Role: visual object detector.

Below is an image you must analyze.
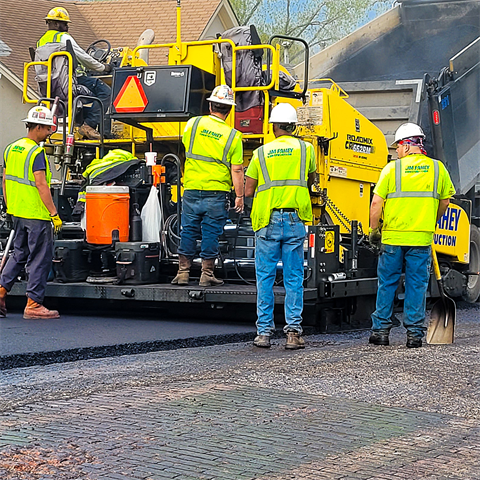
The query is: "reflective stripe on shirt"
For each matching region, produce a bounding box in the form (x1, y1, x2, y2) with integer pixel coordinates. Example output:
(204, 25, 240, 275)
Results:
(4, 145, 41, 187)
(256, 139, 308, 193)
(186, 116, 237, 169)
(386, 158, 440, 199)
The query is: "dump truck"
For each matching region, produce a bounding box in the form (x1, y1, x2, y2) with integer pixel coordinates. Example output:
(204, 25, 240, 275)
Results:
(300, 0, 480, 305)
(2, 0, 478, 332)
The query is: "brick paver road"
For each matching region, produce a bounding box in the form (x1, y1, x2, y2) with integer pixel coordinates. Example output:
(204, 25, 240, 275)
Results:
(1, 303, 479, 479)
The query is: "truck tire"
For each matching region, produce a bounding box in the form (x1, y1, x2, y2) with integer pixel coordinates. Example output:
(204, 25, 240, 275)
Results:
(462, 224, 480, 303)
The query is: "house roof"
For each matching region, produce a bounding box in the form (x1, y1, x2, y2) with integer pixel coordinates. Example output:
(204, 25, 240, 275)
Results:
(0, 0, 98, 88)
(1, 0, 233, 90)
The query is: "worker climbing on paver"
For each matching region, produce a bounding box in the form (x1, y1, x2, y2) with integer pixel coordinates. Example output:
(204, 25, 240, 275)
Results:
(172, 85, 245, 287)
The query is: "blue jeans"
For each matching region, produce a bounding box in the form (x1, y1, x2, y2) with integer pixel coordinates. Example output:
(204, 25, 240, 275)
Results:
(178, 190, 229, 259)
(371, 244, 431, 339)
(77, 76, 111, 134)
(255, 211, 306, 335)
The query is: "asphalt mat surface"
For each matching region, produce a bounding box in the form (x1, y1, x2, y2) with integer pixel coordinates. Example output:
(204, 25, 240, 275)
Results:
(0, 309, 256, 357)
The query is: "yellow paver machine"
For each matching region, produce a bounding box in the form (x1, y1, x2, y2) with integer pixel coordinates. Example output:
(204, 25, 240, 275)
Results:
(13, 0, 479, 331)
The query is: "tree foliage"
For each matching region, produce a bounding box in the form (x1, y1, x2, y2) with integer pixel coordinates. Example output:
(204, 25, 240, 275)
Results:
(230, 0, 394, 63)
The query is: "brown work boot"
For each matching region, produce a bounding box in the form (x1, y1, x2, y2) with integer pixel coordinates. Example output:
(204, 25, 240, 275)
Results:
(78, 123, 101, 140)
(285, 331, 305, 350)
(199, 258, 224, 287)
(0, 286, 7, 318)
(171, 255, 192, 286)
(253, 335, 271, 348)
(23, 298, 60, 320)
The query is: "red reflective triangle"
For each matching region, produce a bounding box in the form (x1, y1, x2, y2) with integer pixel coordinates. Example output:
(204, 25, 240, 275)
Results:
(113, 75, 148, 113)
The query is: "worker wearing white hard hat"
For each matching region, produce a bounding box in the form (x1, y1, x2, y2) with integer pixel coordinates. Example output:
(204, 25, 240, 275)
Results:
(245, 102, 316, 350)
(172, 85, 244, 287)
(368, 122, 455, 348)
(0, 106, 63, 320)
(37, 6, 113, 140)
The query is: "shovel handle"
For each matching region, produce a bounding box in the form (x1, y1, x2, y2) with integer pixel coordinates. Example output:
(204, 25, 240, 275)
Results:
(431, 247, 442, 282)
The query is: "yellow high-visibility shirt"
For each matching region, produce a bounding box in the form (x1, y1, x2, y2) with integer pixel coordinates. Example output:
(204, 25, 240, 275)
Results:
(374, 154, 455, 246)
(246, 135, 316, 231)
(182, 115, 243, 191)
(3, 138, 52, 221)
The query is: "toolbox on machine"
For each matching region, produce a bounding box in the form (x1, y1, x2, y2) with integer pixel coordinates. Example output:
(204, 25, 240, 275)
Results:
(53, 239, 90, 283)
(115, 242, 160, 285)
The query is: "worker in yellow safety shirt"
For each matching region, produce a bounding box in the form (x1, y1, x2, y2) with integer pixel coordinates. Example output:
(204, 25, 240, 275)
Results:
(171, 85, 244, 287)
(37, 6, 113, 140)
(0, 106, 63, 320)
(245, 103, 316, 350)
(369, 122, 455, 348)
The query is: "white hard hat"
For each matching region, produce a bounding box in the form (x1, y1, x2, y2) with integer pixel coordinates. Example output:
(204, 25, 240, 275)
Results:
(207, 85, 236, 106)
(391, 122, 425, 147)
(22, 106, 55, 126)
(269, 103, 298, 124)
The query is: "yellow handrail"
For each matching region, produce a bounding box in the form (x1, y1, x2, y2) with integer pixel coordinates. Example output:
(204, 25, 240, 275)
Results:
(23, 51, 74, 132)
(309, 78, 349, 98)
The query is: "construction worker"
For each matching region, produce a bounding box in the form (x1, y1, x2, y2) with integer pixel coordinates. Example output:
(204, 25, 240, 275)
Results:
(369, 122, 455, 348)
(0, 106, 63, 320)
(37, 6, 112, 140)
(245, 103, 316, 350)
(172, 85, 244, 287)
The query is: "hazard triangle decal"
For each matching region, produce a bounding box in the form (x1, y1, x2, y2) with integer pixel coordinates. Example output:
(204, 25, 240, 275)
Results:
(113, 76, 148, 113)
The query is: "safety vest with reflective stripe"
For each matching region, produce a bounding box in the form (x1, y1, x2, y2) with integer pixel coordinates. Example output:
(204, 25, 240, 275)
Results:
(375, 154, 454, 246)
(186, 116, 238, 169)
(182, 115, 243, 191)
(386, 157, 440, 200)
(37, 30, 67, 47)
(248, 136, 314, 231)
(3, 138, 52, 221)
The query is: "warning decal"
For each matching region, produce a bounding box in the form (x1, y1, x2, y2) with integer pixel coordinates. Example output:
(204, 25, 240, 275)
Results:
(325, 231, 335, 253)
(113, 75, 148, 113)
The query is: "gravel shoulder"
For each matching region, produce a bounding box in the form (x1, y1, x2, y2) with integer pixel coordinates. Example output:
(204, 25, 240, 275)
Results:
(1, 301, 479, 420)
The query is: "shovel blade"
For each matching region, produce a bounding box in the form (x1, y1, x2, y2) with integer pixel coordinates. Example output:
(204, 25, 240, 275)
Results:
(426, 296, 456, 344)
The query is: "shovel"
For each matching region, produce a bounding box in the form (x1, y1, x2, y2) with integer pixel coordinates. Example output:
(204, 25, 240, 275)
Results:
(426, 247, 456, 344)
(0, 228, 15, 274)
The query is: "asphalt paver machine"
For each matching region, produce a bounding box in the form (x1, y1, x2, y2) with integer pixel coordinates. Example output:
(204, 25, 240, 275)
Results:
(5, 0, 478, 331)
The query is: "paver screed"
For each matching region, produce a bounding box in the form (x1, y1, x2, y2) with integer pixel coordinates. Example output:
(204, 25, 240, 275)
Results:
(1, 380, 479, 480)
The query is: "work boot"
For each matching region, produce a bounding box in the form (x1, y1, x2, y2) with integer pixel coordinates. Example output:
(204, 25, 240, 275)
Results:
(78, 123, 101, 141)
(171, 255, 192, 286)
(23, 298, 60, 320)
(0, 286, 7, 318)
(253, 335, 271, 348)
(285, 331, 305, 350)
(369, 332, 390, 346)
(199, 258, 224, 287)
(406, 337, 422, 348)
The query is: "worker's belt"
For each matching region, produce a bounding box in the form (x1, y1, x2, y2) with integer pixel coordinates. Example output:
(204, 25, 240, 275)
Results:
(272, 208, 296, 212)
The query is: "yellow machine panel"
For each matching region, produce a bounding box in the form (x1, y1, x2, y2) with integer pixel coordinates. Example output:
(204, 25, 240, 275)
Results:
(434, 203, 470, 264)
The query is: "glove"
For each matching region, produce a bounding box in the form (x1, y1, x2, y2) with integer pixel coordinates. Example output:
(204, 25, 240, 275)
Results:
(50, 214, 63, 235)
(103, 63, 113, 74)
(369, 227, 382, 247)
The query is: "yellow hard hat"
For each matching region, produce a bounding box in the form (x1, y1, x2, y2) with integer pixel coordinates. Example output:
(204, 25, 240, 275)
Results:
(45, 7, 71, 23)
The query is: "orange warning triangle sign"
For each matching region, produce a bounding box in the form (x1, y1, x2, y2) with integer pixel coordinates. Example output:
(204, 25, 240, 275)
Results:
(113, 76, 148, 113)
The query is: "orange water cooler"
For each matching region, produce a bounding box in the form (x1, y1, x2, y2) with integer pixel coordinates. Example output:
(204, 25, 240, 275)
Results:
(85, 186, 130, 244)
